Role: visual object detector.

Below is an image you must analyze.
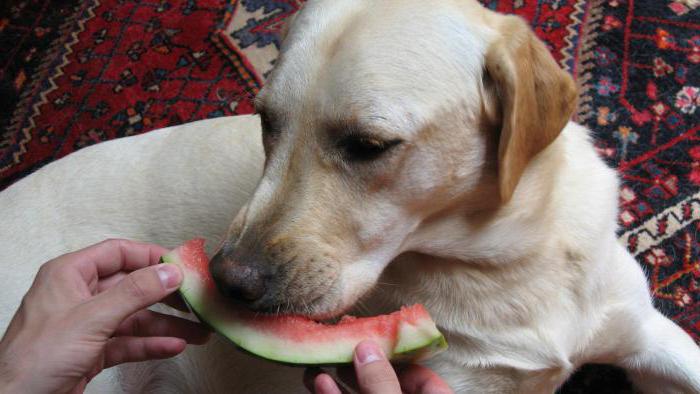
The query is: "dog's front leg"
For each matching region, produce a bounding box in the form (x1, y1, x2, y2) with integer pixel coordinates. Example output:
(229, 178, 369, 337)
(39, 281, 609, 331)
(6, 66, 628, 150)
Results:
(619, 310, 700, 393)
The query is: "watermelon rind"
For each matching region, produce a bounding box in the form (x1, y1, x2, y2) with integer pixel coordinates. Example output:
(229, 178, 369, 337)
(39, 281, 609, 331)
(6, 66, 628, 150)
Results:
(394, 335, 448, 362)
(161, 249, 447, 366)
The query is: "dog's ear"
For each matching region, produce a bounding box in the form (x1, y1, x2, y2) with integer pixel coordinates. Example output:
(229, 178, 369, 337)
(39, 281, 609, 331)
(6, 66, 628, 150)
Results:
(483, 16, 577, 203)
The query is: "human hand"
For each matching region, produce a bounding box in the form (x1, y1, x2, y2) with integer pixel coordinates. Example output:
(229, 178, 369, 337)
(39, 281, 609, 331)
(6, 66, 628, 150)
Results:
(0, 239, 210, 394)
(305, 340, 453, 394)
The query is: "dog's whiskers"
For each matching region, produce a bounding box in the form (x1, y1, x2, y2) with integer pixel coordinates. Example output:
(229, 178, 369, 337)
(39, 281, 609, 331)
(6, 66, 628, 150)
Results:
(354, 299, 372, 317)
(300, 297, 311, 316)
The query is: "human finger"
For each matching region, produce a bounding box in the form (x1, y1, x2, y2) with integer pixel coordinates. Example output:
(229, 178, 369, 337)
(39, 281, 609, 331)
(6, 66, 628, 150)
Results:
(98, 272, 190, 312)
(398, 364, 454, 394)
(303, 367, 321, 392)
(304, 368, 355, 394)
(314, 374, 342, 394)
(353, 340, 401, 393)
(81, 264, 182, 330)
(65, 239, 168, 281)
(114, 310, 210, 344)
(103, 336, 186, 368)
(97, 272, 128, 292)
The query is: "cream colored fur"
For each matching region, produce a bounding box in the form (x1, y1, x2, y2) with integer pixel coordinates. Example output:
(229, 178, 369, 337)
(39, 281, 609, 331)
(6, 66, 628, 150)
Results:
(2, 0, 700, 393)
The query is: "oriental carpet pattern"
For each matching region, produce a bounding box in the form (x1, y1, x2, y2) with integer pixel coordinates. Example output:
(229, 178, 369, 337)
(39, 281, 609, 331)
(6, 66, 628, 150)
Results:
(1, 0, 698, 391)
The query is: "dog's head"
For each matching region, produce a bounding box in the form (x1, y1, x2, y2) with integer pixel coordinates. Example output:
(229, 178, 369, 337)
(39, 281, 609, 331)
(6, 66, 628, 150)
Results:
(210, 0, 576, 318)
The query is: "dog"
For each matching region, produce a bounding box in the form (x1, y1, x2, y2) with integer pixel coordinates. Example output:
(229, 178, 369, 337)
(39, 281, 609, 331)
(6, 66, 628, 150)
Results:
(2, 0, 700, 392)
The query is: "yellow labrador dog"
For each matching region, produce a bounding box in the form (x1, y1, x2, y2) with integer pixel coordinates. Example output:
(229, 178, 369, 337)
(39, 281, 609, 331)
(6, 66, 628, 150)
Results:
(2, 0, 700, 392)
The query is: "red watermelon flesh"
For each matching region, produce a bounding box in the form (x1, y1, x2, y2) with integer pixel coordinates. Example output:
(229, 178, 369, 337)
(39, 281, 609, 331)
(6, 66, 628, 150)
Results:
(161, 239, 447, 365)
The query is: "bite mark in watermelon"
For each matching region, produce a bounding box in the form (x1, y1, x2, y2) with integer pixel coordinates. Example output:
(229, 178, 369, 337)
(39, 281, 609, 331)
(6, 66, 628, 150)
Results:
(160, 238, 448, 365)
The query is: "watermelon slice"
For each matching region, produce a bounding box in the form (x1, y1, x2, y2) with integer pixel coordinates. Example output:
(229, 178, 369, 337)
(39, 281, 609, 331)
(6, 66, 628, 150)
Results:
(160, 239, 447, 365)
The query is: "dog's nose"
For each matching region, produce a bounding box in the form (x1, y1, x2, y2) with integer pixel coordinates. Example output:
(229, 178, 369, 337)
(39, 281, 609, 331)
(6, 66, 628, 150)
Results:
(209, 250, 266, 304)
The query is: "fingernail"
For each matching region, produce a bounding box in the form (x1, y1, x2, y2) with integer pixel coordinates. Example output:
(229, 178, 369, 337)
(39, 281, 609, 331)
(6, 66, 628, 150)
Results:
(355, 340, 384, 365)
(315, 374, 341, 394)
(157, 265, 181, 289)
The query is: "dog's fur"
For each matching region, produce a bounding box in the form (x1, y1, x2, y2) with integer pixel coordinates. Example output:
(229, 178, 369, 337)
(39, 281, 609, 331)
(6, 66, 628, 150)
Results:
(2, 0, 700, 392)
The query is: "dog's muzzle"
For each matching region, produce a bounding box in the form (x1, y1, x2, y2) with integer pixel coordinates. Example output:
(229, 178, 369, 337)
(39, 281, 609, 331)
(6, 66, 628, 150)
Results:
(209, 249, 268, 306)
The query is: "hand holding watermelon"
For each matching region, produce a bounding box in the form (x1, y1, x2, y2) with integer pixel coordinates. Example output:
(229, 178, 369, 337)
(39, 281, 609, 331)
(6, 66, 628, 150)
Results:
(0, 239, 211, 393)
(0, 238, 453, 394)
(305, 340, 453, 394)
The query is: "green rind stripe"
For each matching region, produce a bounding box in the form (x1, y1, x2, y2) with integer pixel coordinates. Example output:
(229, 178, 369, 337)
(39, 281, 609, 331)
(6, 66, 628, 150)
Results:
(394, 335, 448, 362)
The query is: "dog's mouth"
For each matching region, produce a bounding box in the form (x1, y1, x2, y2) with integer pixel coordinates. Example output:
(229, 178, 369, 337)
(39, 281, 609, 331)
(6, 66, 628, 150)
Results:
(214, 288, 352, 323)
(246, 285, 376, 324)
(263, 266, 385, 323)
(236, 305, 350, 325)
(212, 237, 384, 323)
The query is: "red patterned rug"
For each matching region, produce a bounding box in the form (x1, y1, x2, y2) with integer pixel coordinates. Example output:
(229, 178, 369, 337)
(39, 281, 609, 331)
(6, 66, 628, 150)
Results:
(1, 0, 698, 391)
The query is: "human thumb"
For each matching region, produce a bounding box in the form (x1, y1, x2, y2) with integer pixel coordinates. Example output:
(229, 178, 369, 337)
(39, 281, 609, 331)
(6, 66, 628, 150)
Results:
(353, 340, 402, 394)
(82, 264, 182, 332)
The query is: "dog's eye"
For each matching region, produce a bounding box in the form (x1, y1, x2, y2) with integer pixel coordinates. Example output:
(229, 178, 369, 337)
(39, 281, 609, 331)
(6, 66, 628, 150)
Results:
(338, 135, 402, 161)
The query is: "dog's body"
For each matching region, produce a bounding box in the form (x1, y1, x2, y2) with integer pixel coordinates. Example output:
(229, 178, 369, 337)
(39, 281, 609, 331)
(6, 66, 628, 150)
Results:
(2, 0, 700, 393)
